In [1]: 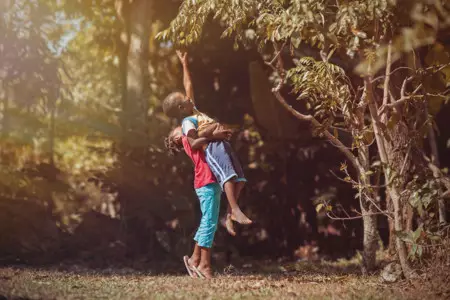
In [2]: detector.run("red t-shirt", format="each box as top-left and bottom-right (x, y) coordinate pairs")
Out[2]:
(182, 136), (216, 189)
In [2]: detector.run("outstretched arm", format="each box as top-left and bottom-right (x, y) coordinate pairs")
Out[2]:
(176, 50), (195, 104)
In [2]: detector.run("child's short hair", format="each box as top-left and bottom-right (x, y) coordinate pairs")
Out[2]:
(162, 91), (184, 118)
(164, 127), (183, 156)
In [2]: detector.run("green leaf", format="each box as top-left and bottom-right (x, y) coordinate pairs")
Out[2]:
(316, 203), (324, 213)
(412, 225), (423, 242)
(395, 230), (413, 243)
(333, 128), (339, 139)
(409, 243), (418, 259)
(291, 37), (301, 48)
(417, 245), (423, 258)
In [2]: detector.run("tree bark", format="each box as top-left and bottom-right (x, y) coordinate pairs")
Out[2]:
(386, 192), (396, 254)
(2, 86), (11, 139)
(117, 0), (155, 257)
(48, 95), (57, 167)
(426, 110), (447, 224)
(358, 145), (379, 273)
(365, 77), (414, 279)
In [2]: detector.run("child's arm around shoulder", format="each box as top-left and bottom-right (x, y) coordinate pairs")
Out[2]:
(198, 123), (232, 140)
(185, 126), (230, 150)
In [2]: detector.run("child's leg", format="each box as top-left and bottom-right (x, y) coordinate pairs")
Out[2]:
(189, 243), (201, 267)
(193, 183), (221, 278)
(197, 246), (213, 279)
(225, 181), (245, 236)
(223, 181), (252, 224)
(205, 142), (251, 226)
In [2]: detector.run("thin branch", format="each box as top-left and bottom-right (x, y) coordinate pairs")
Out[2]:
(326, 211), (390, 221)
(424, 154), (450, 191)
(362, 191), (393, 219)
(371, 67), (414, 83)
(382, 42), (392, 107)
(399, 145), (411, 176)
(268, 40), (287, 66)
(401, 76), (414, 99)
(372, 63), (450, 83)
(379, 83), (423, 113)
(329, 170), (357, 185)
(425, 62), (450, 73)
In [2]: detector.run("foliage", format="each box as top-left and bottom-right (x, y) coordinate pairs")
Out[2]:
(287, 57), (353, 129)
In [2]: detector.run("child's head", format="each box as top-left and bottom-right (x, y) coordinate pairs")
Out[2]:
(162, 91), (194, 119)
(164, 126), (183, 156)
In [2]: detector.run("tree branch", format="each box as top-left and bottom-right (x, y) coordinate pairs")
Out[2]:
(268, 40), (287, 66)
(326, 211), (391, 221)
(379, 83), (423, 114)
(265, 42), (362, 172)
(382, 42), (392, 107)
(272, 80), (361, 172)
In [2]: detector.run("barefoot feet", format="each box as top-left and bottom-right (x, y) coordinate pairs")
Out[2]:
(196, 265), (213, 279)
(225, 214), (236, 236)
(230, 208), (252, 225)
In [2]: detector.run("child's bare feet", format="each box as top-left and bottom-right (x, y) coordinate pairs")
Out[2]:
(197, 265), (213, 279)
(230, 208), (252, 225)
(225, 214), (236, 236)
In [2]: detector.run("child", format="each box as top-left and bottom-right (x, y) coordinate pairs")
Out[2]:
(163, 51), (252, 236)
(165, 126), (226, 279)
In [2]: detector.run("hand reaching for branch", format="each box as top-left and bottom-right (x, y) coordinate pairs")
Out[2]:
(176, 50), (188, 65)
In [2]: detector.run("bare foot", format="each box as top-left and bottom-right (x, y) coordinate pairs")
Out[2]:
(187, 257), (200, 278)
(188, 257), (199, 268)
(197, 265), (213, 279)
(230, 209), (252, 225)
(225, 214), (236, 236)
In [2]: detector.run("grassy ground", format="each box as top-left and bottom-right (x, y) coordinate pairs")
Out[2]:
(0, 259), (447, 300)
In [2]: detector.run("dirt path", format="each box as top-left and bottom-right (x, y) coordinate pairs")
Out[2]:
(0, 261), (445, 300)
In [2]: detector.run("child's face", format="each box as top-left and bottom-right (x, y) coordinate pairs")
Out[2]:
(178, 95), (194, 116)
(171, 127), (183, 146)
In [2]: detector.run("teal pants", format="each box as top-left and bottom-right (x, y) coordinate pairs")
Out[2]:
(194, 183), (221, 248)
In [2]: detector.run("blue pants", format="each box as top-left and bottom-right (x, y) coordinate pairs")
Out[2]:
(194, 183), (221, 248)
(205, 141), (247, 190)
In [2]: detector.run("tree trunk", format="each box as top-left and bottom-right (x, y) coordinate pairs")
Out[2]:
(386, 193), (396, 254)
(2, 86), (11, 139)
(127, 0), (151, 135)
(116, 0), (156, 257)
(365, 77), (414, 279)
(358, 145), (379, 273)
(427, 111), (447, 224)
(48, 97), (56, 167)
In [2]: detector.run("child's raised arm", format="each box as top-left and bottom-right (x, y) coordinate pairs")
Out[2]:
(176, 50), (195, 104)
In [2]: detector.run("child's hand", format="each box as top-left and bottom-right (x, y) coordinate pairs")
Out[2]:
(176, 50), (188, 65)
(212, 128), (232, 141)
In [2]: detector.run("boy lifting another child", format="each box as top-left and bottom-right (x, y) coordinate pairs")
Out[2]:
(163, 51), (252, 278)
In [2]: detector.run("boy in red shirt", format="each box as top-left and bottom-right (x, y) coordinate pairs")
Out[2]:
(166, 126), (228, 278)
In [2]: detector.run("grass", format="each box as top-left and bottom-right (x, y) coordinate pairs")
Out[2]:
(0, 259), (447, 300)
